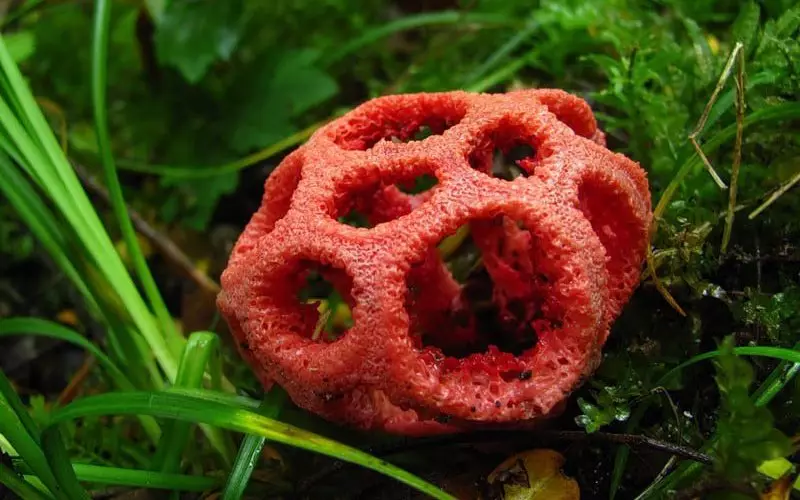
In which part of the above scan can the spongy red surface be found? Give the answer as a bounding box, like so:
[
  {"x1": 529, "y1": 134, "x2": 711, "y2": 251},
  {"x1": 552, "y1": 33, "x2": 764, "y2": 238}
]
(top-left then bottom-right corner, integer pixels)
[{"x1": 218, "y1": 89, "x2": 651, "y2": 435}]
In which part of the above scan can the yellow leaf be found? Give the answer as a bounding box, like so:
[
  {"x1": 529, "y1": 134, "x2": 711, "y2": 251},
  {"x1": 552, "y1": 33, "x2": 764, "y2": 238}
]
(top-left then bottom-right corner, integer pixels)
[
  {"x1": 437, "y1": 224, "x2": 470, "y2": 260},
  {"x1": 114, "y1": 233, "x2": 153, "y2": 267},
  {"x1": 761, "y1": 475, "x2": 794, "y2": 500},
  {"x1": 195, "y1": 258, "x2": 211, "y2": 274},
  {"x1": 331, "y1": 302, "x2": 352, "y2": 329},
  {"x1": 706, "y1": 34, "x2": 720, "y2": 55},
  {"x1": 55, "y1": 309, "x2": 79, "y2": 327},
  {"x1": 486, "y1": 449, "x2": 579, "y2": 500},
  {"x1": 758, "y1": 458, "x2": 800, "y2": 492}
]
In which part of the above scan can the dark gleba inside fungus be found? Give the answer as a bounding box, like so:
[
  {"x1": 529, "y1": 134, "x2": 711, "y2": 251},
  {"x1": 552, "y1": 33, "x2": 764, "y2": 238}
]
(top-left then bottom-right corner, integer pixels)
[{"x1": 217, "y1": 89, "x2": 652, "y2": 436}]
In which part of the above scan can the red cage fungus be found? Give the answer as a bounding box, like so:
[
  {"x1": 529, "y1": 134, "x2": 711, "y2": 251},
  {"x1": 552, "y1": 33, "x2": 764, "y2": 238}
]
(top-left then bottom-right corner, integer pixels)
[{"x1": 218, "y1": 89, "x2": 652, "y2": 436}]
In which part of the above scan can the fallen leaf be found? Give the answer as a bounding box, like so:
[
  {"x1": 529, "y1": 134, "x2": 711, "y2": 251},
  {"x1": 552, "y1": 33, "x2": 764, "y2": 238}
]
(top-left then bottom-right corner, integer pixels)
[
  {"x1": 55, "y1": 309, "x2": 79, "y2": 327},
  {"x1": 761, "y1": 474, "x2": 794, "y2": 500},
  {"x1": 485, "y1": 449, "x2": 579, "y2": 500}
]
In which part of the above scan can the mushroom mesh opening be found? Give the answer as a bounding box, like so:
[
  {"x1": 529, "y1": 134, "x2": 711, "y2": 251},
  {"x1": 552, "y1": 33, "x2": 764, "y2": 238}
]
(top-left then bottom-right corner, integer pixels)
[
  {"x1": 296, "y1": 263, "x2": 355, "y2": 342},
  {"x1": 335, "y1": 173, "x2": 440, "y2": 228},
  {"x1": 467, "y1": 122, "x2": 540, "y2": 180},
  {"x1": 331, "y1": 98, "x2": 467, "y2": 151},
  {"x1": 405, "y1": 215, "x2": 569, "y2": 382}
]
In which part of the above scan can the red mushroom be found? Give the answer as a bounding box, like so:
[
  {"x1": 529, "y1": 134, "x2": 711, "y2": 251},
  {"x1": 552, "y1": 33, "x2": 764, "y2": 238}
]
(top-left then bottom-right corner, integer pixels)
[{"x1": 218, "y1": 89, "x2": 651, "y2": 435}]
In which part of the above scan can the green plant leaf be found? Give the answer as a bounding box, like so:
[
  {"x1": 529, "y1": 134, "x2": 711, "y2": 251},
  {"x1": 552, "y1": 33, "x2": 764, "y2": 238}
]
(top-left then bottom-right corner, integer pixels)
[
  {"x1": 158, "y1": 171, "x2": 239, "y2": 230},
  {"x1": 0, "y1": 396, "x2": 62, "y2": 499},
  {"x1": 0, "y1": 364, "x2": 40, "y2": 443},
  {"x1": 3, "y1": 31, "x2": 35, "y2": 64},
  {"x1": 229, "y1": 49, "x2": 338, "y2": 153},
  {"x1": 0, "y1": 318, "x2": 132, "y2": 392},
  {"x1": 0, "y1": 463, "x2": 52, "y2": 500},
  {"x1": 13, "y1": 460, "x2": 220, "y2": 492},
  {"x1": 152, "y1": 332, "x2": 234, "y2": 472},
  {"x1": 732, "y1": 0, "x2": 760, "y2": 55},
  {"x1": 154, "y1": 0, "x2": 244, "y2": 83},
  {"x1": 712, "y1": 337, "x2": 792, "y2": 480},
  {"x1": 0, "y1": 317, "x2": 160, "y2": 443}
]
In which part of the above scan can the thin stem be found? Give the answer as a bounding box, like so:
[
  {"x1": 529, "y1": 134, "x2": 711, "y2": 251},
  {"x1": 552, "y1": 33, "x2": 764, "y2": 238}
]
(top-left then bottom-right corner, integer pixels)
[
  {"x1": 748, "y1": 169, "x2": 800, "y2": 219},
  {"x1": 73, "y1": 162, "x2": 219, "y2": 294},
  {"x1": 91, "y1": 0, "x2": 181, "y2": 358},
  {"x1": 687, "y1": 43, "x2": 743, "y2": 190},
  {"x1": 645, "y1": 245, "x2": 687, "y2": 316},
  {"x1": 721, "y1": 48, "x2": 746, "y2": 253}
]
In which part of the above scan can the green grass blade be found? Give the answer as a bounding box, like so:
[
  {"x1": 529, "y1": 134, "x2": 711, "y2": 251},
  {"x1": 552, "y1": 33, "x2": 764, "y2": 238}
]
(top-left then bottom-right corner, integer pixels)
[
  {"x1": 0, "y1": 397, "x2": 63, "y2": 499},
  {"x1": 463, "y1": 15, "x2": 538, "y2": 87},
  {"x1": 0, "y1": 155, "x2": 159, "y2": 386},
  {"x1": 221, "y1": 388, "x2": 287, "y2": 500},
  {"x1": 14, "y1": 461, "x2": 220, "y2": 492},
  {"x1": 40, "y1": 429, "x2": 89, "y2": 500},
  {"x1": 0, "y1": 365, "x2": 40, "y2": 442},
  {"x1": 0, "y1": 156, "x2": 88, "y2": 294},
  {"x1": 0, "y1": 318, "x2": 133, "y2": 392},
  {"x1": 221, "y1": 434, "x2": 267, "y2": 500},
  {"x1": 465, "y1": 55, "x2": 530, "y2": 93},
  {"x1": 152, "y1": 332, "x2": 234, "y2": 472},
  {"x1": 45, "y1": 390, "x2": 455, "y2": 500},
  {"x1": 91, "y1": 0, "x2": 180, "y2": 351},
  {"x1": 0, "y1": 318, "x2": 161, "y2": 442},
  {"x1": 656, "y1": 345, "x2": 800, "y2": 390},
  {"x1": 0, "y1": 463, "x2": 53, "y2": 500},
  {"x1": 323, "y1": 11, "x2": 516, "y2": 67},
  {"x1": 0, "y1": 33, "x2": 179, "y2": 386},
  {"x1": 0, "y1": 39, "x2": 102, "y2": 242},
  {"x1": 752, "y1": 353, "x2": 800, "y2": 406}
]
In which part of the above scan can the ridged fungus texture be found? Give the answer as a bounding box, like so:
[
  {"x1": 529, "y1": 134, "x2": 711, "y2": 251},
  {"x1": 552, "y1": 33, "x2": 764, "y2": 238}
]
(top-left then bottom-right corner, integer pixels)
[{"x1": 218, "y1": 89, "x2": 652, "y2": 436}]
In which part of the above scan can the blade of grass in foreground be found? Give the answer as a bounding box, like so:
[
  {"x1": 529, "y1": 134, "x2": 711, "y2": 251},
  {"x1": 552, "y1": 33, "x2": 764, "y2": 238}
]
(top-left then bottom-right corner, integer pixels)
[
  {"x1": 655, "y1": 345, "x2": 800, "y2": 389},
  {"x1": 0, "y1": 397, "x2": 63, "y2": 499},
  {"x1": 12, "y1": 461, "x2": 220, "y2": 492},
  {"x1": 91, "y1": 0, "x2": 179, "y2": 352},
  {"x1": 0, "y1": 317, "x2": 161, "y2": 442},
  {"x1": 222, "y1": 388, "x2": 287, "y2": 500},
  {"x1": 0, "y1": 36, "x2": 178, "y2": 384},
  {"x1": 0, "y1": 463, "x2": 53, "y2": 500},
  {"x1": 0, "y1": 318, "x2": 133, "y2": 393},
  {"x1": 0, "y1": 365, "x2": 40, "y2": 442},
  {"x1": 152, "y1": 332, "x2": 234, "y2": 471},
  {"x1": 45, "y1": 390, "x2": 456, "y2": 500}
]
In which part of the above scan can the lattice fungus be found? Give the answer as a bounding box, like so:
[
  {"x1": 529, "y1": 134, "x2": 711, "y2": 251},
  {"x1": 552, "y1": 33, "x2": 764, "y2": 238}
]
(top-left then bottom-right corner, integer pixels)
[{"x1": 218, "y1": 89, "x2": 652, "y2": 435}]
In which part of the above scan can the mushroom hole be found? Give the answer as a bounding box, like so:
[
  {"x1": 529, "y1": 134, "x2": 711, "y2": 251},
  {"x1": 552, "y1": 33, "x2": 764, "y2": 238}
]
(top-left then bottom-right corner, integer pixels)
[
  {"x1": 467, "y1": 122, "x2": 540, "y2": 180},
  {"x1": 405, "y1": 214, "x2": 567, "y2": 382},
  {"x1": 390, "y1": 125, "x2": 436, "y2": 143},
  {"x1": 296, "y1": 263, "x2": 355, "y2": 342},
  {"x1": 396, "y1": 173, "x2": 438, "y2": 195},
  {"x1": 334, "y1": 171, "x2": 440, "y2": 229},
  {"x1": 331, "y1": 99, "x2": 467, "y2": 151}
]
